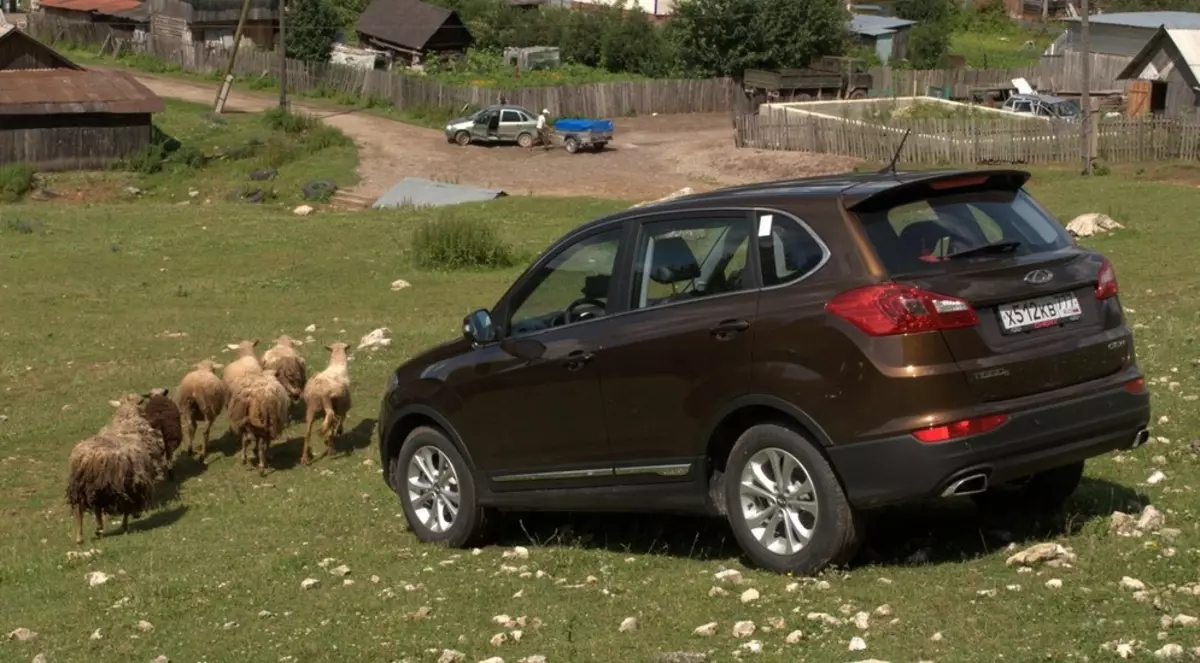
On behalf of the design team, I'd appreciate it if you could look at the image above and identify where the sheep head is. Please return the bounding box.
[226,339,259,357]
[143,387,170,399]
[193,359,221,373]
[325,342,350,364]
[275,335,296,348]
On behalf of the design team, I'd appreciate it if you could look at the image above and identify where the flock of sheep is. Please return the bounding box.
[65,336,353,544]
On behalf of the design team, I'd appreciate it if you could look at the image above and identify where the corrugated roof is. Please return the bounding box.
[0,24,82,70]
[1067,10,1200,29]
[38,0,142,14]
[849,13,916,36]
[372,177,507,209]
[1116,26,1200,88]
[355,0,466,51]
[0,68,164,114]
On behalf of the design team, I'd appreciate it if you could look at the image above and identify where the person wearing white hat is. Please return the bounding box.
[535,108,550,149]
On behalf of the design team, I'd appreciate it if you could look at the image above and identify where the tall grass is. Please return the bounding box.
[0,164,36,202]
[412,213,517,270]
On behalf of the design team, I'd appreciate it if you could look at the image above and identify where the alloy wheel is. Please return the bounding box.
[739,447,819,555]
[406,445,461,533]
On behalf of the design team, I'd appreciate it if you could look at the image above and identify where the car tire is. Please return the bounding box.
[970,460,1085,513]
[723,423,862,575]
[564,137,580,154]
[517,132,534,148]
[393,426,488,547]
[454,131,471,147]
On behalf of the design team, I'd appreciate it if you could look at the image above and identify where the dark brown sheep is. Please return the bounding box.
[261,335,307,401]
[141,388,183,480]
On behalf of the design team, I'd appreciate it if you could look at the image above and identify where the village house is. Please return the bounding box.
[35,0,148,41]
[1117,26,1200,117]
[849,13,914,65]
[355,0,473,66]
[146,0,278,49]
[0,25,163,170]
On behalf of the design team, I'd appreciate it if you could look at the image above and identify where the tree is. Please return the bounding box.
[287,0,339,63]
[893,0,955,69]
[668,0,849,78]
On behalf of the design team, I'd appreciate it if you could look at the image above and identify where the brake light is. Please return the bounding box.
[1123,377,1145,394]
[928,175,989,190]
[826,284,979,336]
[912,414,1009,443]
[1096,258,1119,300]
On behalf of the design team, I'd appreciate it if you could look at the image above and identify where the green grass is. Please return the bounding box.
[418,48,643,89]
[1,173,1200,662]
[950,26,1059,69]
[37,98,357,206]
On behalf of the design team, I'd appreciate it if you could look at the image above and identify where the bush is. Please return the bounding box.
[412,213,516,270]
[0,163,36,202]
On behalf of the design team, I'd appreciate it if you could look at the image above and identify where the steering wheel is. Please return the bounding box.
[564,297,606,324]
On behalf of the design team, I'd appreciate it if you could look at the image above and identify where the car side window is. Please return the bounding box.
[508,228,623,336]
[630,215,753,310]
[757,213,827,287]
[501,110,521,122]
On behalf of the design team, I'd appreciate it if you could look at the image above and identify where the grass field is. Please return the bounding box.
[2,170,1200,663]
[32,98,358,207]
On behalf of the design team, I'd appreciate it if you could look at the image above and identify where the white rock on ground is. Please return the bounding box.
[8,628,37,642]
[33,653,49,663]
[89,629,102,640]
[489,633,508,646]
[86,571,111,587]
[390,279,411,291]
[1172,614,1198,627]
[1120,577,1146,591]
[503,546,530,560]
[1154,643,1184,659]
[136,620,154,632]
[330,564,351,577]
[152,656,169,663]
[478,657,506,663]
[873,605,893,617]
[1045,578,1063,590]
[785,630,803,644]
[619,617,639,632]
[357,327,392,352]
[293,205,313,216]
[740,640,763,654]
[437,649,466,663]
[732,621,756,637]
[519,656,547,663]
[1065,213,1123,237]
[714,569,744,585]
[300,578,320,590]
[848,636,867,651]
[853,612,870,630]
[304,324,317,332]
[740,588,760,603]
[693,622,718,637]
[1147,470,1166,485]
[1004,543,1076,567]
[931,632,944,642]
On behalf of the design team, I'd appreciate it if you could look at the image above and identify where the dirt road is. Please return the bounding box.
[125,72,861,202]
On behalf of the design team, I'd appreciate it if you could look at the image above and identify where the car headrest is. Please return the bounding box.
[581,274,610,300]
[649,236,701,285]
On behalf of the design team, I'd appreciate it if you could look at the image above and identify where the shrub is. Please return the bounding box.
[412,213,516,270]
[0,164,36,202]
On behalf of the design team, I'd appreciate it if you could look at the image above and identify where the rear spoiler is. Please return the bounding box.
[842,169,1032,214]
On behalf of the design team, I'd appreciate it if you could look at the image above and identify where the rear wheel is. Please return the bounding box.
[970,460,1085,512]
[848,88,869,99]
[393,426,488,547]
[723,424,862,575]
[564,136,580,154]
[454,131,471,147]
[517,132,534,148]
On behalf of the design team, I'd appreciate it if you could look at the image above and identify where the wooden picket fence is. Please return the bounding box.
[735,111,1200,165]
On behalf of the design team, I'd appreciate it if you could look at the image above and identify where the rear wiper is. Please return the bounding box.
[945,241,1021,259]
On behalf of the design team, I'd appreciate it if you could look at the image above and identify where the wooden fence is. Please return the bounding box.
[26,14,1135,118]
[735,111,1200,165]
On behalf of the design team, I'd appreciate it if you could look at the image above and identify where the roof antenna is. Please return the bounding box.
[877,128,912,176]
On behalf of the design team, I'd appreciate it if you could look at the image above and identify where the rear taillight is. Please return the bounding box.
[1123,377,1145,394]
[826,284,979,336]
[1096,258,1119,300]
[912,414,1009,444]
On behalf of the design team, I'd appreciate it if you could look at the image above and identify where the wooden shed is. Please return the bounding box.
[849,13,914,65]
[146,0,278,50]
[0,25,164,170]
[355,0,472,65]
[36,0,149,41]
[1117,26,1200,117]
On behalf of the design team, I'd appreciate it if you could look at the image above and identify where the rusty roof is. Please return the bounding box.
[0,68,164,114]
[38,0,143,12]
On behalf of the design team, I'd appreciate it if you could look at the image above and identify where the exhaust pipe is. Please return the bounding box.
[941,473,989,497]
[1131,427,1150,449]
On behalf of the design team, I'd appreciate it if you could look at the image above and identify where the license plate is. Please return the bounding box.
[998,292,1082,333]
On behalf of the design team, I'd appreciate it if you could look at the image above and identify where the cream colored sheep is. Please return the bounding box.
[228,369,289,476]
[300,342,352,465]
[261,335,307,400]
[176,359,228,461]
[222,339,262,400]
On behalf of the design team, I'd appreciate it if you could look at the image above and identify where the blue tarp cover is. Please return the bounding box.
[553,118,614,134]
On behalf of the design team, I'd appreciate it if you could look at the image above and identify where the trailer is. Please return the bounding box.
[551,118,614,154]
[742,56,873,111]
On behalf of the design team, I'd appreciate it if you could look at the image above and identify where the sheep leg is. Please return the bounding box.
[301,408,317,466]
[257,437,268,477]
[93,509,104,539]
[74,507,84,545]
[319,396,337,458]
[121,514,129,534]
[241,433,250,466]
[199,418,213,460]
[184,415,197,456]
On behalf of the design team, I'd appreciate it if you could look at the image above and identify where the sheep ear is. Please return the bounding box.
[108,400,121,408]
[253,339,260,347]
[325,344,333,352]
[161,388,169,397]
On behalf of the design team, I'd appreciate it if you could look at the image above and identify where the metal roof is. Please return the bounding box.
[38,0,143,15]
[355,0,470,52]
[372,177,507,209]
[1116,26,1200,88]
[1066,11,1200,29]
[849,13,916,37]
[0,68,165,114]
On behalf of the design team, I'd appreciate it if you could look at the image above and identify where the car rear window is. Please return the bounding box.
[854,188,1072,276]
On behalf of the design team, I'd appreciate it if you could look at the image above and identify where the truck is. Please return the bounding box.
[741,56,873,111]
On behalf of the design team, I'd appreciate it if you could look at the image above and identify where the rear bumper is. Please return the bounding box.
[827,370,1151,509]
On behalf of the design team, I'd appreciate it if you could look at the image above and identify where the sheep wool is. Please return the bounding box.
[66,394,165,544]
[300,342,353,465]
[141,388,183,479]
[261,335,307,400]
[222,339,263,401]
[228,369,290,476]
[176,359,228,460]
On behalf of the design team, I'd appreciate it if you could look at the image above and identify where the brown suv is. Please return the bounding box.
[377,168,1151,575]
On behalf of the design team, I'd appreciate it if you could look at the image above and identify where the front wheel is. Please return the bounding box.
[393,426,488,547]
[723,424,862,575]
[454,131,471,147]
[517,132,534,148]
[564,136,580,154]
[970,460,1085,513]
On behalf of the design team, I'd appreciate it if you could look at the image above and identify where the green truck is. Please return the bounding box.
[742,56,873,111]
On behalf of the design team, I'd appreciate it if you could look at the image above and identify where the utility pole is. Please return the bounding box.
[1079,0,1091,175]
[213,0,255,113]
[278,0,287,110]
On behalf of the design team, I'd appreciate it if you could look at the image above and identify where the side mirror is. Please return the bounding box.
[463,309,497,345]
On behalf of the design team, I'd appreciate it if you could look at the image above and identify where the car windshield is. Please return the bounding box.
[1053,99,1080,116]
[854,187,1073,276]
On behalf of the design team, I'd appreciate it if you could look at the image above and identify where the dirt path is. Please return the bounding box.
[123,71,860,202]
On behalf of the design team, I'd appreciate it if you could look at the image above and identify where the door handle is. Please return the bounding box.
[710,319,751,339]
[562,350,595,371]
